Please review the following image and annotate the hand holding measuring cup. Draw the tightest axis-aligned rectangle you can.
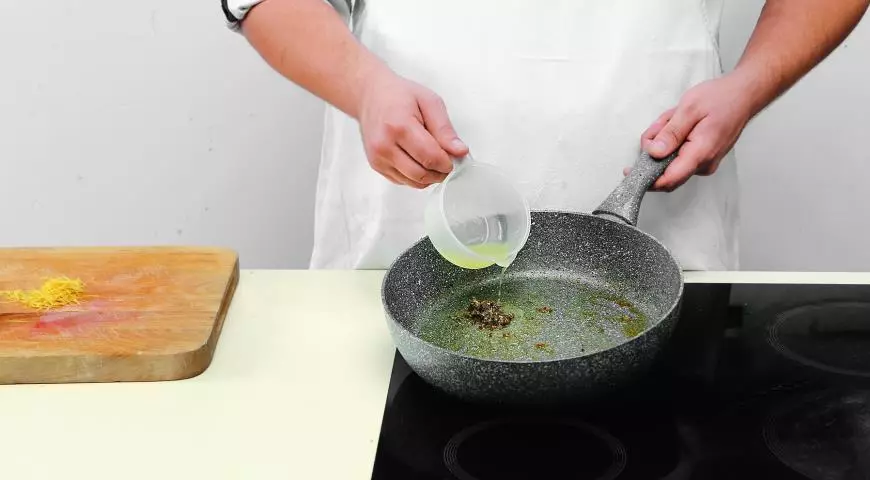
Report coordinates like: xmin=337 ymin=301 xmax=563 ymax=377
xmin=424 ymin=154 xmax=532 ymax=269
xmin=358 ymin=72 xmax=469 ymax=188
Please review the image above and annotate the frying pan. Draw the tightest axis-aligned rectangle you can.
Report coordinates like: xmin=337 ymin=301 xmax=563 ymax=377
xmin=381 ymin=151 xmax=684 ymax=405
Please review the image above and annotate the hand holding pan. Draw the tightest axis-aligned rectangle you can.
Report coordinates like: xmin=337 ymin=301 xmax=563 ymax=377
xmin=594 ymin=150 xmax=680 ymax=226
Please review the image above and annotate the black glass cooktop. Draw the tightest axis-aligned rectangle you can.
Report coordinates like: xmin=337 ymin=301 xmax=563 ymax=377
xmin=371 ymin=283 xmax=870 ymax=480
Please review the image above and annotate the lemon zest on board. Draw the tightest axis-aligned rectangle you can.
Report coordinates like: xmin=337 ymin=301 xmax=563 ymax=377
xmin=1 ymin=277 xmax=86 ymax=311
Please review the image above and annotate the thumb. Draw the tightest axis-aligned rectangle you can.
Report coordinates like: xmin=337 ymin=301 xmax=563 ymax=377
xmin=646 ymin=107 xmax=699 ymax=158
xmin=417 ymin=92 xmax=469 ymax=157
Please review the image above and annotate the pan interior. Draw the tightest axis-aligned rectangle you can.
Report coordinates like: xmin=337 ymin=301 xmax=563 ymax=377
xmin=414 ymin=271 xmax=654 ymax=362
xmin=382 ymin=211 xmax=683 ymax=363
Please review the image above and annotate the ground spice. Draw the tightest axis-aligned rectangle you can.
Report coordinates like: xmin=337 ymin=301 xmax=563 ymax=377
xmin=1 ymin=277 xmax=85 ymax=311
xmin=465 ymin=298 xmax=514 ymax=330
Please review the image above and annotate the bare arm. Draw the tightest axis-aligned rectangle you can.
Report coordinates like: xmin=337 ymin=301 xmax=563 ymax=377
xmin=641 ymin=0 xmax=869 ymax=191
xmin=239 ymin=0 xmax=468 ymax=188
xmin=241 ymin=0 xmax=385 ymax=119
xmin=733 ymin=0 xmax=870 ymax=116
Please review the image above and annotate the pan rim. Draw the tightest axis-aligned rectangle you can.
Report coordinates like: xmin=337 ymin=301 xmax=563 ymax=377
xmin=380 ymin=209 xmax=686 ymax=365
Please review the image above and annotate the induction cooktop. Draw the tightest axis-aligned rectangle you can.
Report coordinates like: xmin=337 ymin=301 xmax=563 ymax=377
xmin=371 ymin=283 xmax=870 ymax=480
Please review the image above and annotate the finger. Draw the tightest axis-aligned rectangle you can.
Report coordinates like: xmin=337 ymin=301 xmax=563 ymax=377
xmin=379 ymin=167 xmax=403 ymax=185
xmin=646 ymin=105 xmax=705 ymax=159
xmin=376 ymin=162 xmax=427 ymax=188
xmin=392 ymin=147 xmax=447 ymax=187
xmin=367 ymin=133 xmax=434 ymax=188
xmin=689 ymin=135 xmax=721 ymax=177
xmin=641 ymin=108 xmax=676 ymax=151
xmin=417 ymin=92 xmax=469 ymax=157
xmin=651 ymin=143 xmax=701 ymax=192
xmin=695 ymin=158 xmax=721 ymax=176
xmin=368 ymin=157 xmax=403 ymax=185
xmin=398 ymin=122 xmax=453 ymax=174
xmin=383 ymin=166 xmax=428 ymax=188
xmin=677 ymin=117 xmax=724 ymax=178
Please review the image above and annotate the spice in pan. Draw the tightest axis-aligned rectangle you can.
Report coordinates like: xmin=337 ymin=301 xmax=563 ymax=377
xmin=578 ymin=290 xmax=649 ymax=340
xmin=615 ymin=298 xmax=632 ymax=308
xmin=617 ymin=314 xmax=645 ymax=338
xmin=465 ymin=298 xmax=514 ymax=330
xmin=418 ymin=279 xmax=652 ymax=362
xmin=534 ymin=341 xmax=555 ymax=356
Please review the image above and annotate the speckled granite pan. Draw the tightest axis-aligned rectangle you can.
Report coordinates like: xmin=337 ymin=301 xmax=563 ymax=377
xmin=382 ymin=151 xmax=685 ymax=406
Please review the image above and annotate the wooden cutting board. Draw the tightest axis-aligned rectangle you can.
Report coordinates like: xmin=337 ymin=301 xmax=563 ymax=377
xmin=0 ymin=247 xmax=239 ymax=384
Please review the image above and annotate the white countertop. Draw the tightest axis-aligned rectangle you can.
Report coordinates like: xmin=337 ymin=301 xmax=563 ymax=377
xmin=3 ymin=270 xmax=870 ymax=479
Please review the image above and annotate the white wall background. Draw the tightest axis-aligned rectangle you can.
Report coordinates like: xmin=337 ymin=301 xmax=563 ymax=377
xmin=0 ymin=1 xmax=868 ymax=270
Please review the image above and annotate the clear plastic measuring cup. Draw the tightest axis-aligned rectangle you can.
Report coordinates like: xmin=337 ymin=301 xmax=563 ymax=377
xmin=424 ymin=154 xmax=531 ymax=269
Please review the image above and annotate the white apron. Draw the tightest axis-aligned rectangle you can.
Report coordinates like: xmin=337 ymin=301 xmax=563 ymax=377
xmin=310 ymin=0 xmax=740 ymax=271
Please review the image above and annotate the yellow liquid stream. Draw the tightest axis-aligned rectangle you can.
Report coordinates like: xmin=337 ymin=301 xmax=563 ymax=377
xmin=439 ymin=242 xmax=516 ymax=270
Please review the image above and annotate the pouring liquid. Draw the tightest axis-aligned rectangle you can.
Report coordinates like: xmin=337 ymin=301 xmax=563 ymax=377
xmin=437 ymin=242 xmax=515 ymax=270
xmin=453 ymin=243 xmax=516 ymax=303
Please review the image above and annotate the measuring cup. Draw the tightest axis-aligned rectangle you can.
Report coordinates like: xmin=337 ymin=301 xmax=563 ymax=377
xmin=424 ymin=154 xmax=531 ymax=269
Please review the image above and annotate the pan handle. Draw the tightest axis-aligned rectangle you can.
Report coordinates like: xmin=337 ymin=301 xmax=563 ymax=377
xmin=592 ymin=149 xmax=679 ymax=226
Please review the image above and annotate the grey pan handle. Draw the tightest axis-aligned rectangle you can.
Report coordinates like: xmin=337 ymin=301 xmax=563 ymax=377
xmin=592 ymin=150 xmax=679 ymax=226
